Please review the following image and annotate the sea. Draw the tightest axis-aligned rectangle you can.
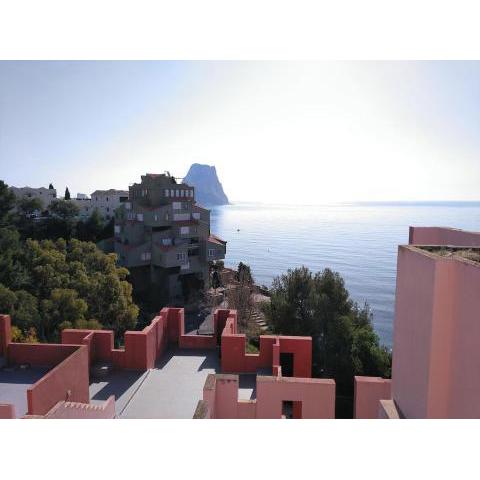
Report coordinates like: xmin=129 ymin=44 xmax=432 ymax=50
xmin=210 ymin=201 xmax=480 ymax=348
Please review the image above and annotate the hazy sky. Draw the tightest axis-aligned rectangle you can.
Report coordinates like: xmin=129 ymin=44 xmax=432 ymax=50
xmin=1 ymin=61 xmax=479 ymax=203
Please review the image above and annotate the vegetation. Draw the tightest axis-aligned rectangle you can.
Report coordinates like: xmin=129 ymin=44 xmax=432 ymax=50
xmin=263 ymin=266 xmax=391 ymax=418
xmin=0 ymin=179 xmax=138 ymax=343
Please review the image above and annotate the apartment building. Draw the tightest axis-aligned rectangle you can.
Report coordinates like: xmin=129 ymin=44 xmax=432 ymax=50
xmin=114 ymin=173 xmax=226 ymax=301
xmin=90 ymin=189 xmax=129 ymax=219
xmin=10 ymin=185 xmax=57 ymax=210
xmin=71 ymin=193 xmax=92 ymax=219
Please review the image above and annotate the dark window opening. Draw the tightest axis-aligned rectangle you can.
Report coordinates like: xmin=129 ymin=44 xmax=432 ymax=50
xmin=280 ymin=352 xmax=294 ymax=377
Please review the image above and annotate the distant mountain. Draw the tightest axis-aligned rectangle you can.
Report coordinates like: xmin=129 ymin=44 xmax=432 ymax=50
xmin=183 ymin=164 xmax=229 ymax=206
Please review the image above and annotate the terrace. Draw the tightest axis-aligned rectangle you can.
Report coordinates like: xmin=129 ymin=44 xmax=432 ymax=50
xmin=89 ymin=348 xmax=264 ymax=418
xmin=0 ymin=366 xmax=49 ymax=418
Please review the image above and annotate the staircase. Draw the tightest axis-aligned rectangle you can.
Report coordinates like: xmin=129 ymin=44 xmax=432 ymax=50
xmin=251 ymin=309 xmax=269 ymax=333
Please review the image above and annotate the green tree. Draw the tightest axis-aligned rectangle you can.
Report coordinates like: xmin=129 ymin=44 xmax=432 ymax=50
xmin=14 ymin=197 xmax=44 ymax=239
xmin=64 ymin=187 xmax=71 ymax=200
xmin=49 ymin=183 xmax=54 ymax=190
xmin=41 ymin=288 xmax=88 ymax=340
xmin=264 ymin=266 xmax=391 ymax=418
xmin=76 ymin=208 xmax=104 ymax=242
xmin=0 ymin=283 xmax=17 ymax=314
xmin=46 ymin=199 xmax=79 ymax=240
xmin=0 ymin=234 xmax=139 ymax=342
xmin=235 ymin=262 xmax=253 ymax=284
xmin=0 ymin=180 xmax=16 ymax=226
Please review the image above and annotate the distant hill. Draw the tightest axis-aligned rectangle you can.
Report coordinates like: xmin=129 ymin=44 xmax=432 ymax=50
xmin=183 ymin=164 xmax=229 ymax=206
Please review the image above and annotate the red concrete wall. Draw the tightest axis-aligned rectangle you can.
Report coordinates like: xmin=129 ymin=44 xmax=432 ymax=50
xmin=27 ymin=345 xmax=90 ymax=416
xmin=279 ymin=337 xmax=312 ymax=378
xmin=220 ymin=323 xmax=311 ymax=377
xmin=409 ymin=226 xmax=480 ymax=246
xmin=8 ymin=343 xmax=79 ymax=366
xmin=203 ymin=373 xmax=336 ymax=419
xmin=0 ymin=314 xmax=12 ymax=357
xmin=354 ymin=376 xmax=392 ymax=419
xmin=0 ymin=404 xmax=15 ymax=419
xmin=256 ymin=376 xmax=336 ymax=419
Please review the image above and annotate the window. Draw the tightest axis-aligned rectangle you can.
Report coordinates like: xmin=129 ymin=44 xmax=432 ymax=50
xmin=125 ymin=202 xmax=131 ymax=210
xmin=176 ymin=252 xmax=186 ymax=262
xmin=180 ymin=226 xmax=189 ymax=235
xmin=154 ymin=214 xmax=158 ymax=221
xmin=173 ymin=202 xmax=181 ymax=210
xmin=181 ymin=190 xmax=185 ymax=197
xmin=165 ymin=189 xmax=169 ymax=197
xmin=175 ymin=189 xmax=179 ymax=197
xmin=170 ymin=189 xmax=174 ymax=197
xmin=114 ymin=225 xmax=121 ymax=234
xmin=192 ymin=212 xmax=200 ymax=220
xmin=162 ymin=238 xmax=172 ymax=246
xmin=106 ymin=197 xmax=109 ymax=202
xmin=107 ymin=207 xmax=110 ymax=212
xmin=141 ymin=252 xmax=151 ymax=261
xmin=208 ymin=249 xmax=215 ymax=257
xmin=137 ymin=213 xmax=144 ymax=221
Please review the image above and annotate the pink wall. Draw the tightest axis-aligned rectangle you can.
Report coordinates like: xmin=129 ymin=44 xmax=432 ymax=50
xmin=255 ymin=376 xmax=335 ymax=419
xmin=220 ymin=322 xmax=312 ymax=378
xmin=354 ymin=376 xmax=391 ymax=419
xmin=0 ymin=404 xmax=15 ymax=419
xmin=44 ymin=395 xmax=115 ymax=419
xmin=392 ymin=245 xmax=480 ymax=418
xmin=392 ymin=246 xmax=443 ymax=418
xmin=409 ymin=226 xmax=480 ymax=246
xmin=27 ymin=345 xmax=90 ymax=416
xmin=443 ymin=257 xmax=480 ymax=417
xmin=202 ymin=373 xmax=335 ymax=419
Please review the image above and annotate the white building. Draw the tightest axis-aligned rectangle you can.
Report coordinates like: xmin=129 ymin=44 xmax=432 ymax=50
xmin=90 ymin=189 xmax=129 ymax=220
xmin=71 ymin=194 xmax=92 ymax=219
xmin=10 ymin=186 xmax=57 ymax=210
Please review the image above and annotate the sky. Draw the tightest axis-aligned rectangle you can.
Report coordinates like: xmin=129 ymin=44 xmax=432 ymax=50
xmin=1 ymin=60 xmax=479 ymax=204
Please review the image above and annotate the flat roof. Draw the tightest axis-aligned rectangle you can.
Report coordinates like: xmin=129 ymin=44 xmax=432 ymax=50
xmin=0 ymin=367 xmax=49 ymax=418
xmin=89 ymin=348 xmax=262 ymax=418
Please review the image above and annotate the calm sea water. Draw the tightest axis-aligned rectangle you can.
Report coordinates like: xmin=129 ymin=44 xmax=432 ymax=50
xmin=210 ymin=202 xmax=480 ymax=347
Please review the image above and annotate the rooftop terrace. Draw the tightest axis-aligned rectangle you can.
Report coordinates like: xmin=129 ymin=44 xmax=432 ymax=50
xmin=89 ymin=348 xmax=261 ymax=418
xmin=0 ymin=366 xmax=49 ymax=418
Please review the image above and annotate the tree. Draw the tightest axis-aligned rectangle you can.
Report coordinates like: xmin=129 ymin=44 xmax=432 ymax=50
xmin=264 ymin=266 xmax=391 ymax=418
xmin=0 ymin=180 xmax=16 ymax=226
xmin=76 ymin=208 xmax=104 ymax=242
xmin=46 ymin=199 xmax=79 ymax=240
xmin=64 ymin=187 xmax=71 ymax=200
xmin=49 ymin=183 xmax=54 ymax=190
xmin=235 ymin=262 xmax=253 ymax=284
xmin=0 ymin=235 xmax=139 ymax=342
xmin=41 ymin=288 xmax=88 ymax=340
xmin=228 ymin=262 xmax=255 ymax=331
xmin=50 ymin=199 xmax=78 ymax=219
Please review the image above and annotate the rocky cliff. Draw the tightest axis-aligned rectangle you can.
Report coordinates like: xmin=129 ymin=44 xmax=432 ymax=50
xmin=183 ymin=164 xmax=229 ymax=206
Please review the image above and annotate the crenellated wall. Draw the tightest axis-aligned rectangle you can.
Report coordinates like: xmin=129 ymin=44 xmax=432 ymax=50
xmin=199 ymin=373 xmax=335 ymax=419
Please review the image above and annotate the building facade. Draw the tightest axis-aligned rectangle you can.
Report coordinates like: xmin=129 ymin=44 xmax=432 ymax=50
xmin=114 ymin=173 xmax=226 ymax=301
xmin=10 ymin=185 xmax=57 ymax=210
xmin=71 ymin=194 xmax=93 ymax=219
xmin=354 ymin=226 xmax=480 ymax=419
xmin=90 ymin=189 xmax=129 ymax=220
